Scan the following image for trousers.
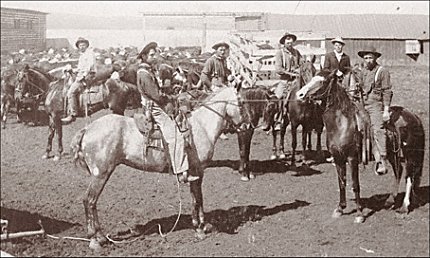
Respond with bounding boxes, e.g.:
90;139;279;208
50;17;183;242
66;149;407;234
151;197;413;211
364;93;387;157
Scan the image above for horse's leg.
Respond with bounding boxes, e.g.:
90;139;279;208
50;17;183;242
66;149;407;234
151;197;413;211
190;177;209;238
245;130;255;179
301;126;308;162
291;124;298;166
42;114;55;160
1;101;9;129
84;172;111;249
332;159;347;218
398;150;415;214
54;114;63;161
237;130;253;181
16;100;22;123
316;130;323;160
385;150;402;209
270;129;278;160
349;156;364;223
279;125;287;159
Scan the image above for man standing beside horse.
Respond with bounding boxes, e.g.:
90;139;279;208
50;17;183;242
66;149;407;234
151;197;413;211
267;32;303;131
136;41;199;183
61;37;97;124
358;46;392;175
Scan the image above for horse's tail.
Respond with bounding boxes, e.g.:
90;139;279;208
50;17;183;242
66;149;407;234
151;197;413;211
70;127;90;174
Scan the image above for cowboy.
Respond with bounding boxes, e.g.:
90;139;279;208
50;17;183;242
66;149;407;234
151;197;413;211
61;37;97;124
136;41;199;183
323;36;351;81
265;32;303;131
200;42;232;92
358;46;392;175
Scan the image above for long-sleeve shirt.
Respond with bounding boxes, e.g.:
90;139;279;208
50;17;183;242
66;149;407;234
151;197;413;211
76;48;97;80
360;64;393;106
200;55;231;88
136;63;163;105
274;47;302;81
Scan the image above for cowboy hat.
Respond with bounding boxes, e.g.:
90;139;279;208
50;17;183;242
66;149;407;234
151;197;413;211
212;42;230;50
279;32;297;44
139;42;158;58
331;37;345;45
75;37;89;48
358;46;382;58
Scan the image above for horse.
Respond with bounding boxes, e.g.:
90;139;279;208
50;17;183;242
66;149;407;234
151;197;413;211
1;69;18;129
236;86;273;181
262;61;323;164
70;85;247;249
42;69;138;161
297;69;425;222
14;65;54;125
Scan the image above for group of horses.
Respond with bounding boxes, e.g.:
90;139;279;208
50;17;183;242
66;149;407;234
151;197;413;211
1;56;425;250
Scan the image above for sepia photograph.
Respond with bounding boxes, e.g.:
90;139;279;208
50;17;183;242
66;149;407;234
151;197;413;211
1;0;429;256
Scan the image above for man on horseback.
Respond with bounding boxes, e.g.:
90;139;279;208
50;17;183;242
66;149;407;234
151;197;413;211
61;37;97;124
323;37;351;83
358;46;392;175
136;42;199;183
267;32;303;131
200;42;232;92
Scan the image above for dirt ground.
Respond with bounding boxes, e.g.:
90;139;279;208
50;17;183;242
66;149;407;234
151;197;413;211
1;66;429;257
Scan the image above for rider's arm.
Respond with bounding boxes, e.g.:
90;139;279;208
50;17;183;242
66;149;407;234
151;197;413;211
274;50;288;75
200;58;213;88
137;71;162;103
379;68;393;107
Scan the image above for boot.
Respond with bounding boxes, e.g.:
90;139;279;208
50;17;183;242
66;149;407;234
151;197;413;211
61;114;76;124
177;171;200;183
61;95;78;124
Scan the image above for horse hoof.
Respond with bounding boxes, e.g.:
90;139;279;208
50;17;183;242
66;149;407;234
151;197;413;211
53;156;60;162
203;223;213;233
396;205;409;214
195;228;206;240
249;173;255;179
89;238;103;251
240;176;250;182
279;153;286;159
192;219;199;228
270;155;277;160
354;216;365;224
332;209;343;218
41;154;49;159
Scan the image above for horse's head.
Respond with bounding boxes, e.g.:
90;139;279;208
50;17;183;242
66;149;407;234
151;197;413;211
261;88;280;131
15;65;31;99
297;69;336;102
299;61;317;86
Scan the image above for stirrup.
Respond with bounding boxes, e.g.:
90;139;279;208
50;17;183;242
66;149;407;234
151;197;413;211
177;172;199;183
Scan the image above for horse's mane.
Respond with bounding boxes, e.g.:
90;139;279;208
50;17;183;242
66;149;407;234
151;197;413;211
240;86;269;124
324;73;356;116
27;67;55;82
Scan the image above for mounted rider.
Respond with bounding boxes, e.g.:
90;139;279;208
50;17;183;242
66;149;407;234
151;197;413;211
61;37;97;124
265;32;303;131
357;46;393;175
136;41;199;183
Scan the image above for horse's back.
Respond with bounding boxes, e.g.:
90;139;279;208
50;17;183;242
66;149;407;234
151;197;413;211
44;80;65;113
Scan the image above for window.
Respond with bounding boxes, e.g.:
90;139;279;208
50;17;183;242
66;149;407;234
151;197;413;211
14;19;21;29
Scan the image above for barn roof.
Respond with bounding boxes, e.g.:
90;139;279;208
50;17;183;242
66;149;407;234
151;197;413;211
1;7;48;15
266;14;429;40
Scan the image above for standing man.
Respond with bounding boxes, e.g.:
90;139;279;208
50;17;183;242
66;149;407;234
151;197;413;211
200;42;232;92
266;32;303;131
61;37;97;124
136;42;199;183
358;46;392;175
323;36;351;82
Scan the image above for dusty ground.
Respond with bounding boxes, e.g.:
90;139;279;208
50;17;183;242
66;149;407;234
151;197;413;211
1;66;429;257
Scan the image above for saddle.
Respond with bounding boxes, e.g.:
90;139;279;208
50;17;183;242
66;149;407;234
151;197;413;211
133;113;164;152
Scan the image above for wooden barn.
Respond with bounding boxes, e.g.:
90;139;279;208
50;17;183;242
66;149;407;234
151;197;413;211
1;7;48;54
235;14;430;66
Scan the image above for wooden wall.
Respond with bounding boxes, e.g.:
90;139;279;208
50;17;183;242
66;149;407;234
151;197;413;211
1;8;47;54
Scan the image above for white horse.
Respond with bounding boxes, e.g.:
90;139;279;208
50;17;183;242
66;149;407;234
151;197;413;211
70;85;247;249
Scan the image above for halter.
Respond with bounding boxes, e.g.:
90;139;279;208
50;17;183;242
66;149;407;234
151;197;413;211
15;69;48;100
197;87;248;132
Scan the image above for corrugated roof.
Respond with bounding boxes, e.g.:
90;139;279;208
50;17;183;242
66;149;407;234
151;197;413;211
1;7;48;15
266;14;429;40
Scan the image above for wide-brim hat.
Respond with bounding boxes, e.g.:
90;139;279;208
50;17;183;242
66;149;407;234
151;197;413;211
139;42;158;58
279;32;297;44
331;37;345;45
358;46;382;58
75;37;89;48
212;42;230;50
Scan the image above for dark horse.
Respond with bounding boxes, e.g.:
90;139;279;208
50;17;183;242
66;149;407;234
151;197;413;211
14;65;54;125
1;69;18;129
297;69;425;222
69;86;246;249
42;70;138;161
262;61;324;164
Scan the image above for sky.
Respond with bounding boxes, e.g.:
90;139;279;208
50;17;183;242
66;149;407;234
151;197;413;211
1;1;429;17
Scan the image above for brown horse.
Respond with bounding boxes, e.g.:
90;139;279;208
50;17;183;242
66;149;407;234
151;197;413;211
42;70;139;161
70;85;247;249
297;69;425;222
14;65;54;125
262;61;323;164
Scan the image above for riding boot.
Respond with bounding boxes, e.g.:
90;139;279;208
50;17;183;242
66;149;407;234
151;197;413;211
61;95;78;124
